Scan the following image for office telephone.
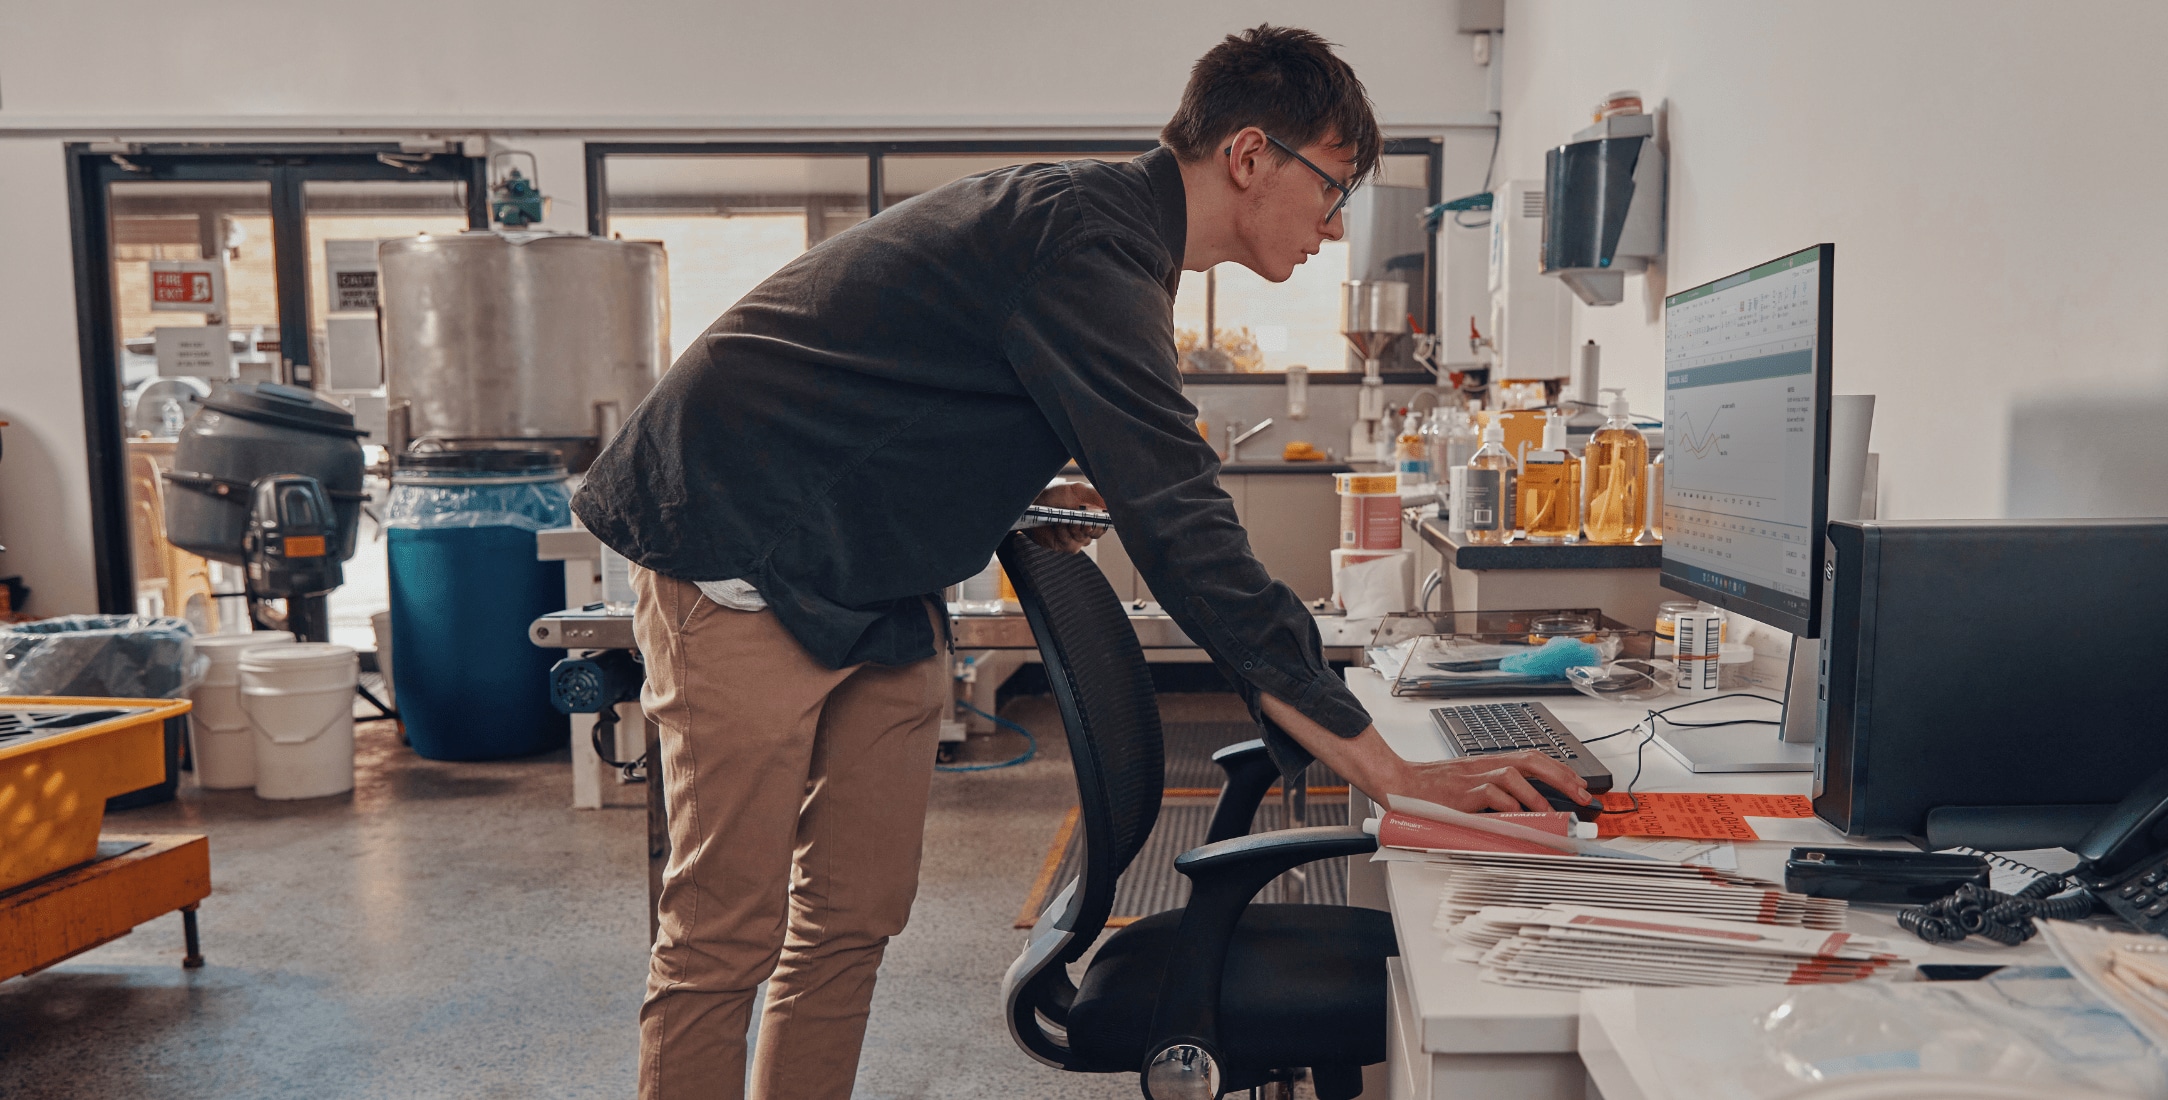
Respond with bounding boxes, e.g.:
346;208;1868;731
1897;762;2168;945
2073;762;2168;935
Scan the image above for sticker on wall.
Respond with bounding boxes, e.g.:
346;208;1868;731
154;325;233;379
325;239;384;314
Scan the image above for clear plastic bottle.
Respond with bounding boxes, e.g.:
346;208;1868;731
1584;388;1649;544
1395;408;1431;490
1444;408;1480;470
1463;419;1514;545
1420;408;1449;484
1516;412;1582;543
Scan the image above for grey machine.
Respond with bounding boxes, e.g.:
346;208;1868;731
163;382;367;643
378;230;670;471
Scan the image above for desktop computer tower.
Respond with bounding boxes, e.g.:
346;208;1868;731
1814;519;2168;849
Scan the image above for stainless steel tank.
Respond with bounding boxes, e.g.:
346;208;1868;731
379;231;668;470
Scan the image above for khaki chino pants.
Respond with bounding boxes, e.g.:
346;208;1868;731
631;565;947;1100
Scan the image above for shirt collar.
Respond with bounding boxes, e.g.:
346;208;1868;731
1135;146;1188;295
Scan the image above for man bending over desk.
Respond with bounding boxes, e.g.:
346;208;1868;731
574;24;1591;1100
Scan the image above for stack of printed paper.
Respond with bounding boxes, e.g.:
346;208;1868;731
1428;849;1849;932
1448;904;1921;990
2040;919;2168;1048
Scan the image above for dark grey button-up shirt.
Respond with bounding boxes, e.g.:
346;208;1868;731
574;145;1372;757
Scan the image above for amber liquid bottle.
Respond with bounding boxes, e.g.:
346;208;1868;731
1517;412;1582;543
1584;390;1648;544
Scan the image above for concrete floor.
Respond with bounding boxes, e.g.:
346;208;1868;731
0;693;1257;1099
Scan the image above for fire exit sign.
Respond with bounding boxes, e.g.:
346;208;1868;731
148;260;225;313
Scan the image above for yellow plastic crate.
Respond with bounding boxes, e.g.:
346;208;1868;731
0;697;191;894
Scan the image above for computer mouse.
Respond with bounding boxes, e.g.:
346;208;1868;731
1527;779;1604;823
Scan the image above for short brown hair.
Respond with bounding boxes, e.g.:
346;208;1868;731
1161;25;1383;181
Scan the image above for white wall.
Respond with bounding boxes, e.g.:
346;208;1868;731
0;0;1492;614
0;1;1487;129
1496;0;2168;520
0;140;101;614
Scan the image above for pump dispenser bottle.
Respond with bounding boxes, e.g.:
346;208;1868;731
1517;412;1582;543
1584;388;1648;544
1464;419;1515;545
1444;408;1480;470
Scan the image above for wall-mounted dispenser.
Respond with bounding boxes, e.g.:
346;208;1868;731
1541;111;1666;306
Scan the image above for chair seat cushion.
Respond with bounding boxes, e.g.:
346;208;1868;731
1065;903;1398;1074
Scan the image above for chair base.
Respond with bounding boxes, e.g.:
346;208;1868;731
1065;903;1396;1079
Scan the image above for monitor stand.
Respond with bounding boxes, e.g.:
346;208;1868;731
1653;635;1817;773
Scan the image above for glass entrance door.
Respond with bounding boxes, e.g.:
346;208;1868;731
104;179;279;627
71;147;484;624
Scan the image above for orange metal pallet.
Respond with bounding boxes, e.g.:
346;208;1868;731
0;833;211;981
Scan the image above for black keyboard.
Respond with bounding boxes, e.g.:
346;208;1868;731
1428;701;1613;791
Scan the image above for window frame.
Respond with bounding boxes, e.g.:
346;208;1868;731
583;137;1442;381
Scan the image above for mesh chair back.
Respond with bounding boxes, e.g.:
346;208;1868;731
997;532;1163;952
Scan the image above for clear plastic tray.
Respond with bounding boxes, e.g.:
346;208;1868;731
1367;609;1657;698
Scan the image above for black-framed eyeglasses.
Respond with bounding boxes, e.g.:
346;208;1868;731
1225;133;1359;221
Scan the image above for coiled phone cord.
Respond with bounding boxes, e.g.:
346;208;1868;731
1897;872;2096;946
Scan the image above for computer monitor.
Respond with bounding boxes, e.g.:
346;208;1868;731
1652;245;1833;773
1658;244;1833;636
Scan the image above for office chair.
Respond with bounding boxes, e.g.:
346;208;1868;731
996;532;1397;1100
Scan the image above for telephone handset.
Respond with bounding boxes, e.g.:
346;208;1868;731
2073;762;2168;934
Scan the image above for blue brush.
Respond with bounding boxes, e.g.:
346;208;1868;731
1497;637;1603;678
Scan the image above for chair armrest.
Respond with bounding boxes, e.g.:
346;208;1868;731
1205;738;1279;844
1141;826;1379;1063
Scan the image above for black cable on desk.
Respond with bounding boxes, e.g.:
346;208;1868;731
1898;874;2096;946
1578;694;1784;816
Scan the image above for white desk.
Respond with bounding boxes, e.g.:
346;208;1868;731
1343;669;2056;1100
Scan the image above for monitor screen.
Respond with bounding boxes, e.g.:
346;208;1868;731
1659;244;1833;637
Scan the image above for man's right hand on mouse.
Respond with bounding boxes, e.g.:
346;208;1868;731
1392;748;1592;814
1258;695;1590;816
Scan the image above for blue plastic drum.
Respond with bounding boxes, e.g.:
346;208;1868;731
385;450;571;761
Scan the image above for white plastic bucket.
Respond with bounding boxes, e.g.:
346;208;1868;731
187;630;297;790
369;610;395;707
240;642;358;800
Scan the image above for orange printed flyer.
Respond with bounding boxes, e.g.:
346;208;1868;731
1593;792;1817;840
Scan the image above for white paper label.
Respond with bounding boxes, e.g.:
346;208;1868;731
324;315;382;391
154;325;231;378
325;239;383;313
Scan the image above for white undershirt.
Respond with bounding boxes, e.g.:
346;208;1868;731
693;578;768;611
692;476;1078;614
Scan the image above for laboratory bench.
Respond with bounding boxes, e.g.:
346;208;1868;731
530;522;1375;809
531;598;1371;761
1414;516;1671;630
1341;669;2063;1100
529;599;1374;657
1216;460;1356;474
